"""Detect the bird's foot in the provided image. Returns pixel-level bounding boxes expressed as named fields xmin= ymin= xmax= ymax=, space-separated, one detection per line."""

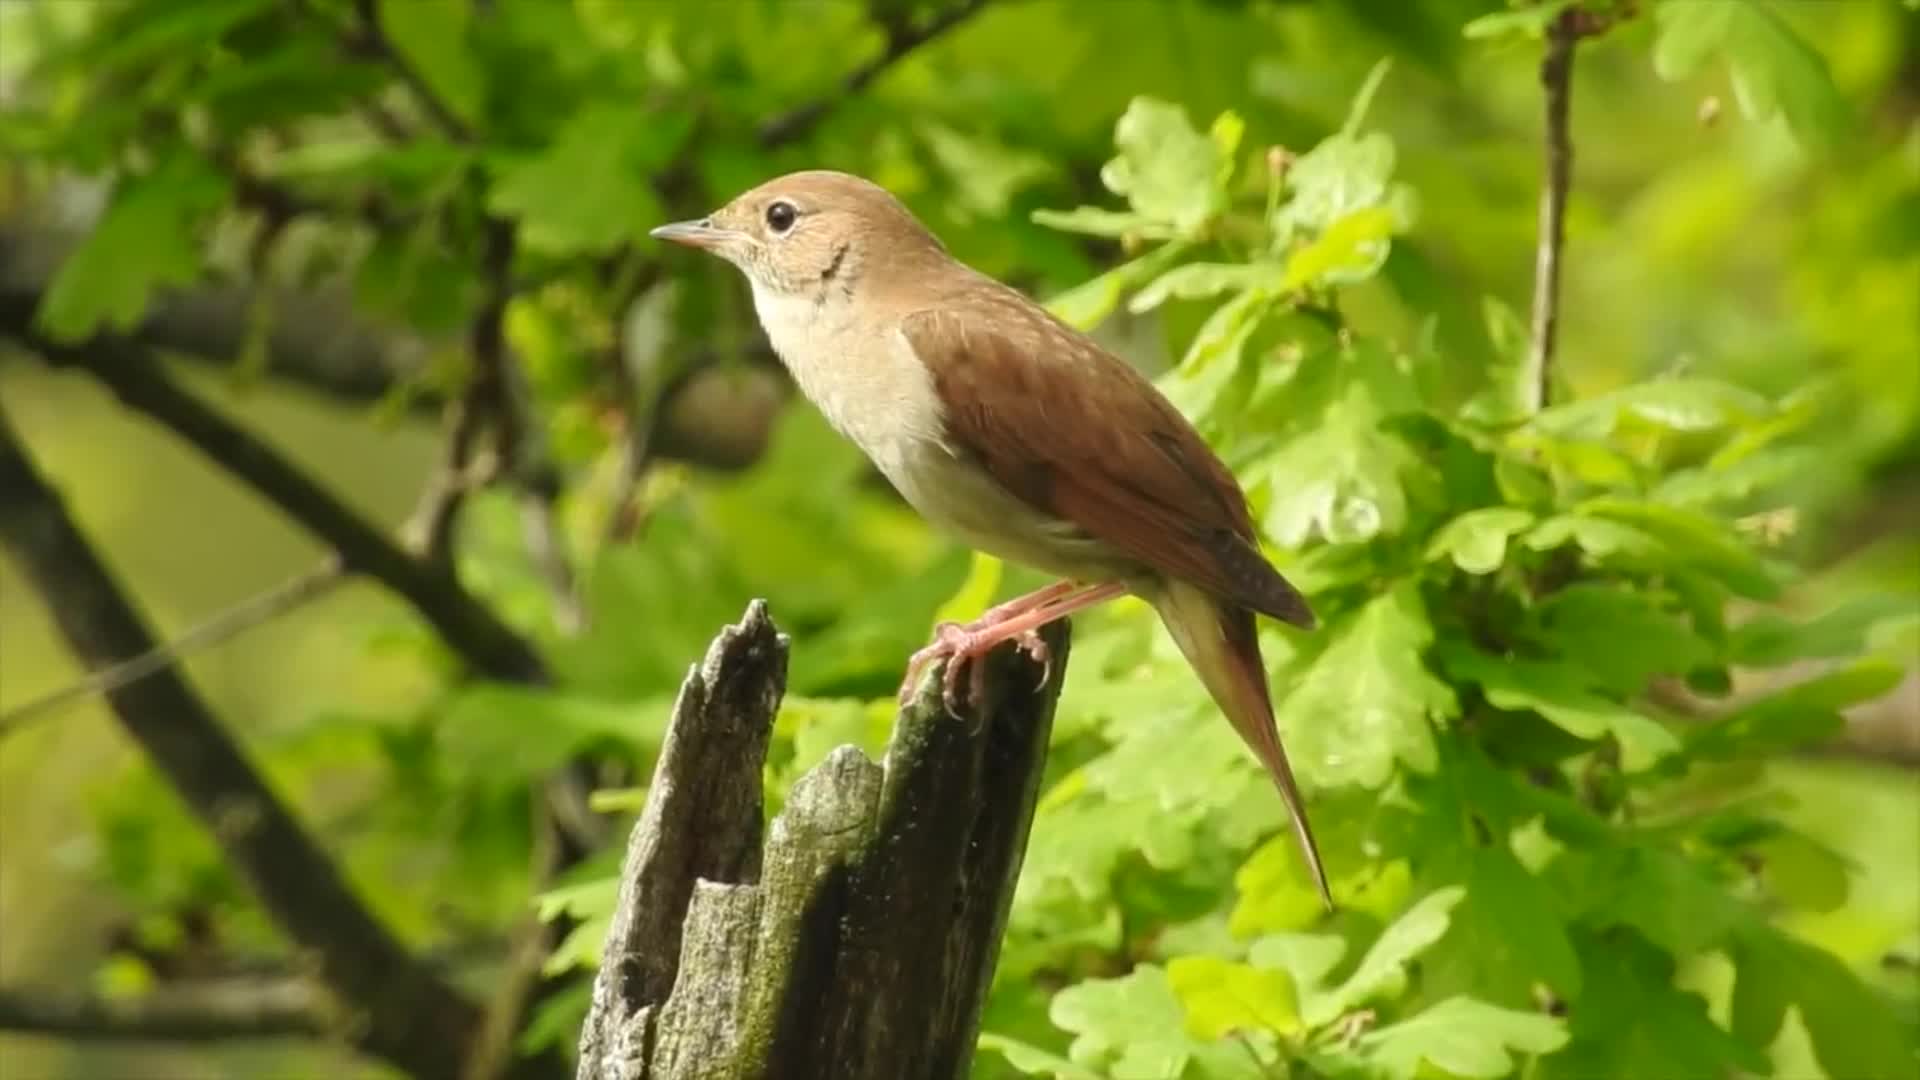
xmin=897 ymin=619 xmax=1053 ymax=717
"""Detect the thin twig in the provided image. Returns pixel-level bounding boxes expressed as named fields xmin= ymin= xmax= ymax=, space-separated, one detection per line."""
xmin=757 ymin=0 xmax=994 ymax=147
xmin=0 ymin=980 xmax=333 ymax=1043
xmin=1525 ymin=8 xmax=1583 ymax=414
xmin=348 ymin=0 xmax=475 ymax=144
xmin=21 ymin=329 xmax=549 ymax=685
xmin=0 ymin=559 xmax=345 ymax=737
xmin=473 ymin=218 xmax=586 ymax=634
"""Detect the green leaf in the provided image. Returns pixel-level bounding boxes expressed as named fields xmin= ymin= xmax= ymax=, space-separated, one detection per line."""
xmin=376 ymin=0 xmax=485 ymax=131
xmin=1733 ymin=926 xmax=1916 ymax=1080
xmin=1425 ymin=507 xmax=1535 ymax=574
xmin=1129 ymin=262 xmax=1277 ymax=314
xmin=1157 ymin=285 xmax=1268 ymax=424
xmin=1050 ymin=966 xmax=1268 ymax=1079
xmin=1577 ymin=497 xmax=1783 ymax=600
xmin=1727 ymin=592 xmax=1917 ymax=667
xmin=436 ymin=685 xmax=665 ymax=784
xmin=1523 ymin=514 xmax=1664 ymax=561
xmin=1461 ymin=297 xmax=1536 ymax=425
xmin=1246 ymin=932 xmax=1347 ymax=996
xmin=57 ymin=0 xmax=276 ymax=71
xmin=1258 ymin=380 xmax=1423 ymax=548
xmin=1653 ymin=0 xmax=1847 ymax=147
xmin=1529 ymin=584 xmax=1715 ymax=692
xmin=1042 ymin=239 xmax=1192 ymax=330
xmin=1693 ymin=657 xmax=1906 ymax=756
xmin=1526 ymin=377 xmax=1773 ymax=442
xmin=1307 ymin=886 xmax=1464 ymax=1024
xmin=1099 ymin=97 xmax=1230 ymax=233
xmin=1464 ymin=1 xmax=1577 ymax=41
xmin=1280 ymin=206 xmax=1401 ymax=290
xmin=1544 ymin=930 xmax=1765 ymax=1079
xmin=976 ymin=1034 xmax=1104 ymax=1079
xmin=1167 ymin=955 xmax=1301 ymax=1039
xmin=36 ymin=154 xmax=230 ymax=341
xmin=1029 ymin=205 xmax=1165 ymax=239
xmin=1272 ymin=119 xmax=1415 ymax=247
xmin=1280 ymin=582 xmax=1454 ymax=789
xmin=1426 ymin=845 xmax=1584 ymax=1006
xmin=1440 ymin=646 xmax=1681 ymax=771
xmin=1602 ymin=848 xmax=1746 ymax=955
xmin=1358 ymin=997 xmax=1568 ymax=1079
xmin=492 ymin=104 xmax=690 ymax=256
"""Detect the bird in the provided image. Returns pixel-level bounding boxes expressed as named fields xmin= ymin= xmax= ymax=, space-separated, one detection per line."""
xmin=651 ymin=170 xmax=1330 ymax=909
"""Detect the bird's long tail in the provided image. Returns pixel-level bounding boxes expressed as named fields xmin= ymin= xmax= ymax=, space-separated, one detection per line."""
xmin=1154 ymin=579 xmax=1331 ymax=910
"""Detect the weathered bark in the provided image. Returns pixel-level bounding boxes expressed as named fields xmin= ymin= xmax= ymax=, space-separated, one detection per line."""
xmin=575 ymin=600 xmax=1069 ymax=1080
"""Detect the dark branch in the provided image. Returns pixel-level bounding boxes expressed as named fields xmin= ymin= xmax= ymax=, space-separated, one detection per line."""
xmin=0 ymin=560 xmax=345 ymax=736
xmin=348 ymin=0 xmax=476 ymax=143
xmin=0 ymin=404 xmax=571 ymax=1080
xmin=0 ymin=981 xmax=331 ymax=1043
xmin=0 ymin=224 xmax=779 ymax=472
xmin=758 ymin=0 xmax=993 ymax=147
xmin=6 ymin=323 xmax=549 ymax=685
xmin=1525 ymin=8 xmax=1587 ymax=414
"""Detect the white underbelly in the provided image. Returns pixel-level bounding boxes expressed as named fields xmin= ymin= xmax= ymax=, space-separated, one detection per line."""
xmin=752 ymin=285 xmax=1130 ymax=582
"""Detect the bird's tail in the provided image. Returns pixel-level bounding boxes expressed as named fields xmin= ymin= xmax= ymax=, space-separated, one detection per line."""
xmin=1153 ymin=579 xmax=1331 ymax=910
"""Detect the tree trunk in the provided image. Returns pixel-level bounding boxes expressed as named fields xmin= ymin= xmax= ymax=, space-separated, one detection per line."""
xmin=574 ymin=600 xmax=1069 ymax=1080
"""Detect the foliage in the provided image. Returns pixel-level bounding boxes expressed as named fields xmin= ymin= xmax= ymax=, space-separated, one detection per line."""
xmin=0 ymin=0 xmax=1915 ymax=1078
xmin=964 ymin=59 xmax=1917 ymax=1078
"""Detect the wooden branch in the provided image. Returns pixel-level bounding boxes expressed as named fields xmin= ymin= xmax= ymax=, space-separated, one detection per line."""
xmin=0 ymin=402 xmax=565 ymax=1080
xmin=0 ymin=980 xmax=332 ymax=1043
xmin=0 ymin=225 xmax=781 ymax=472
xmin=758 ymin=0 xmax=995 ymax=147
xmin=8 ymin=324 xmax=550 ymax=686
xmin=348 ymin=0 xmax=476 ymax=143
xmin=575 ymin=600 xmax=1070 ymax=1079
xmin=1524 ymin=10 xmax=1579 ymax=414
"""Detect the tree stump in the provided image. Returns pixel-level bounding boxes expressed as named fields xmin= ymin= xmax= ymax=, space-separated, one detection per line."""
xmin=574 ymin=600 xmax=1070 ymax=1080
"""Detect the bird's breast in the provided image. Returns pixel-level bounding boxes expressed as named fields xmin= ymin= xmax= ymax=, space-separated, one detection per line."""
xmin=749 ymin=283 xmax=1127 ymax=581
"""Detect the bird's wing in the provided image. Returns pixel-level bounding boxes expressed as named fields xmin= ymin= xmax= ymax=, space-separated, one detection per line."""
xmin=901 ymin=297 xmax=1314 ymax=629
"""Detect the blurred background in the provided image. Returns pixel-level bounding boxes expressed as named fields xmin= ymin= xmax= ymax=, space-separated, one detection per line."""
xmin=0 ymin=1 xmax=1914 ymax=1078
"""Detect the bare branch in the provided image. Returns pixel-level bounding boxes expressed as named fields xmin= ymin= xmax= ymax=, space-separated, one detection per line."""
xmin=348 ymin=0 xmax=476 ymax=144
xmin=9 ymin=325 xmax=549 ymax=685
xmin=0 ymin=403 xmax=569 ymax=1080
xmin=0 ymin=980 xmax=333 ymax=1043
xmin=758 ymin=0 xmax=994 ymax=147
xmin=0 ymin=560 xmax=345 ymax=737
xmin=1525 ymin=7 xmax=1597 ymax=413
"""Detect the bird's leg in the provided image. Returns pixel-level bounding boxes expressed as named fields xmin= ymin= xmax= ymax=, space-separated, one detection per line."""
xmin=901 ymin=581 xmax=1127 ymax=716
xmin=900 ymin=581 xmax=1078 ymax=704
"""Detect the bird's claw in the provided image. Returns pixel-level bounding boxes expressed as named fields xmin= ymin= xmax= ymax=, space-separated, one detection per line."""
xmin=1014 ymin=628 xmax=1052 ymax=690
xmin=897 ymin=620 xmax=1053 ymax=717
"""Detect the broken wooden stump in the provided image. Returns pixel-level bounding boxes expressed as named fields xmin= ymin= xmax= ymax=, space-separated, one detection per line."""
xmin=575 ymin=599 xmax=1070 ymax=1080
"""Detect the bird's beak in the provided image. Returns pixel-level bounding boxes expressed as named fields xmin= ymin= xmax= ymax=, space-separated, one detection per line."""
xmin=649 ymin=218 xmax=740 ymax=251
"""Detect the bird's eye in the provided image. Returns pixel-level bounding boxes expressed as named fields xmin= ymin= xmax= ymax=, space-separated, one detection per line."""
xmin=765 ymin=200 xmax=798 ymax=234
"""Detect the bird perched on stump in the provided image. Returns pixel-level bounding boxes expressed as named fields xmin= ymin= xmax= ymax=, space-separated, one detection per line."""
xmin=652 ymin=170 xmax=1331 ymax=909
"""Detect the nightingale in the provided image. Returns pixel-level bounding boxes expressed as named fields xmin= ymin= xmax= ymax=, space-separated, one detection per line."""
xmin=652 ymin=170 xmax=1330 ymax=908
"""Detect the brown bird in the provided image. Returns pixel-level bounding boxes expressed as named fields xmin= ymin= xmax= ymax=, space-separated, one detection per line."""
xmin=652 ymin=171 xmax=1330 ymax=908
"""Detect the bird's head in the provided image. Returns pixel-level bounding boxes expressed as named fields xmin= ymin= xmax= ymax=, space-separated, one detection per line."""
xmin=650 ymin=169 xmax=945 ymax=300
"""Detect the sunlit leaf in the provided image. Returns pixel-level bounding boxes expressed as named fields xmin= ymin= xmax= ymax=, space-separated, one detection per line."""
xmin=1358 ymin=996 xmax=1568 ymax=1079
xmin=1425 ymin=507 xmax=1535 ymax=574
xmin=37 ymin=153 xmax=229 ymax=340
xmin=1280 ymin=582 xmax=1454 ymax=789
xmin=1099 ymin=97 xmax=1231 ymax=233
xmin=1167 ymin=955 xmax=1301 ymax=1039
